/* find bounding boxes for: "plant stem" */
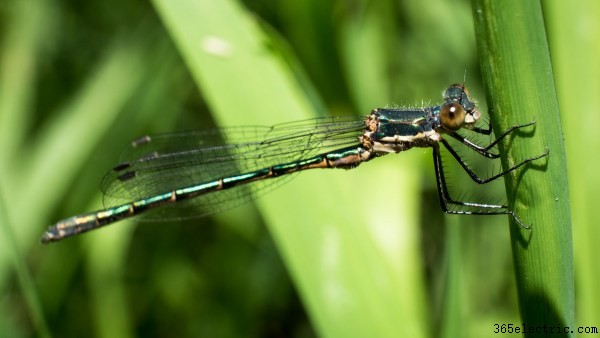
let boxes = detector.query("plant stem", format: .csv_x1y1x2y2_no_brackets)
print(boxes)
471,0,574,334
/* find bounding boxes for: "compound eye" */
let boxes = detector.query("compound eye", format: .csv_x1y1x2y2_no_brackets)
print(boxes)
440,102,466,131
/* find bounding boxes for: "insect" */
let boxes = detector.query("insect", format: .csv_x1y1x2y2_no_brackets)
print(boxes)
41,83,547,243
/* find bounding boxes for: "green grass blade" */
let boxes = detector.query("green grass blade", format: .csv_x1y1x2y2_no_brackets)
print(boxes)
544,0,600,327
151,0,427,337
0,188,51,338
471,0,574,333
0,0,52,159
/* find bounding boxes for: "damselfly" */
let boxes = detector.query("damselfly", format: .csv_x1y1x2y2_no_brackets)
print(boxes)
41,84,547,244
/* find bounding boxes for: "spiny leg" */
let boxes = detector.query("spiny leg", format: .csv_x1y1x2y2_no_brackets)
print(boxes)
440,139,549,184
449,120,537,158
431,143,533,229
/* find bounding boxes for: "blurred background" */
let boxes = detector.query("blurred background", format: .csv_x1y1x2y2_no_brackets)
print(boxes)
0,0,597,337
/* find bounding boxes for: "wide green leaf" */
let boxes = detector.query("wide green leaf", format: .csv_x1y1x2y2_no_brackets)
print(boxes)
151,0,427,337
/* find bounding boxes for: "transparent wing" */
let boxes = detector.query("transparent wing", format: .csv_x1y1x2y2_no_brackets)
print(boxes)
100,116,366,220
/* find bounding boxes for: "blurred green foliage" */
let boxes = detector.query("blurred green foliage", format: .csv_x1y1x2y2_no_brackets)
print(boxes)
0,0,594,337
